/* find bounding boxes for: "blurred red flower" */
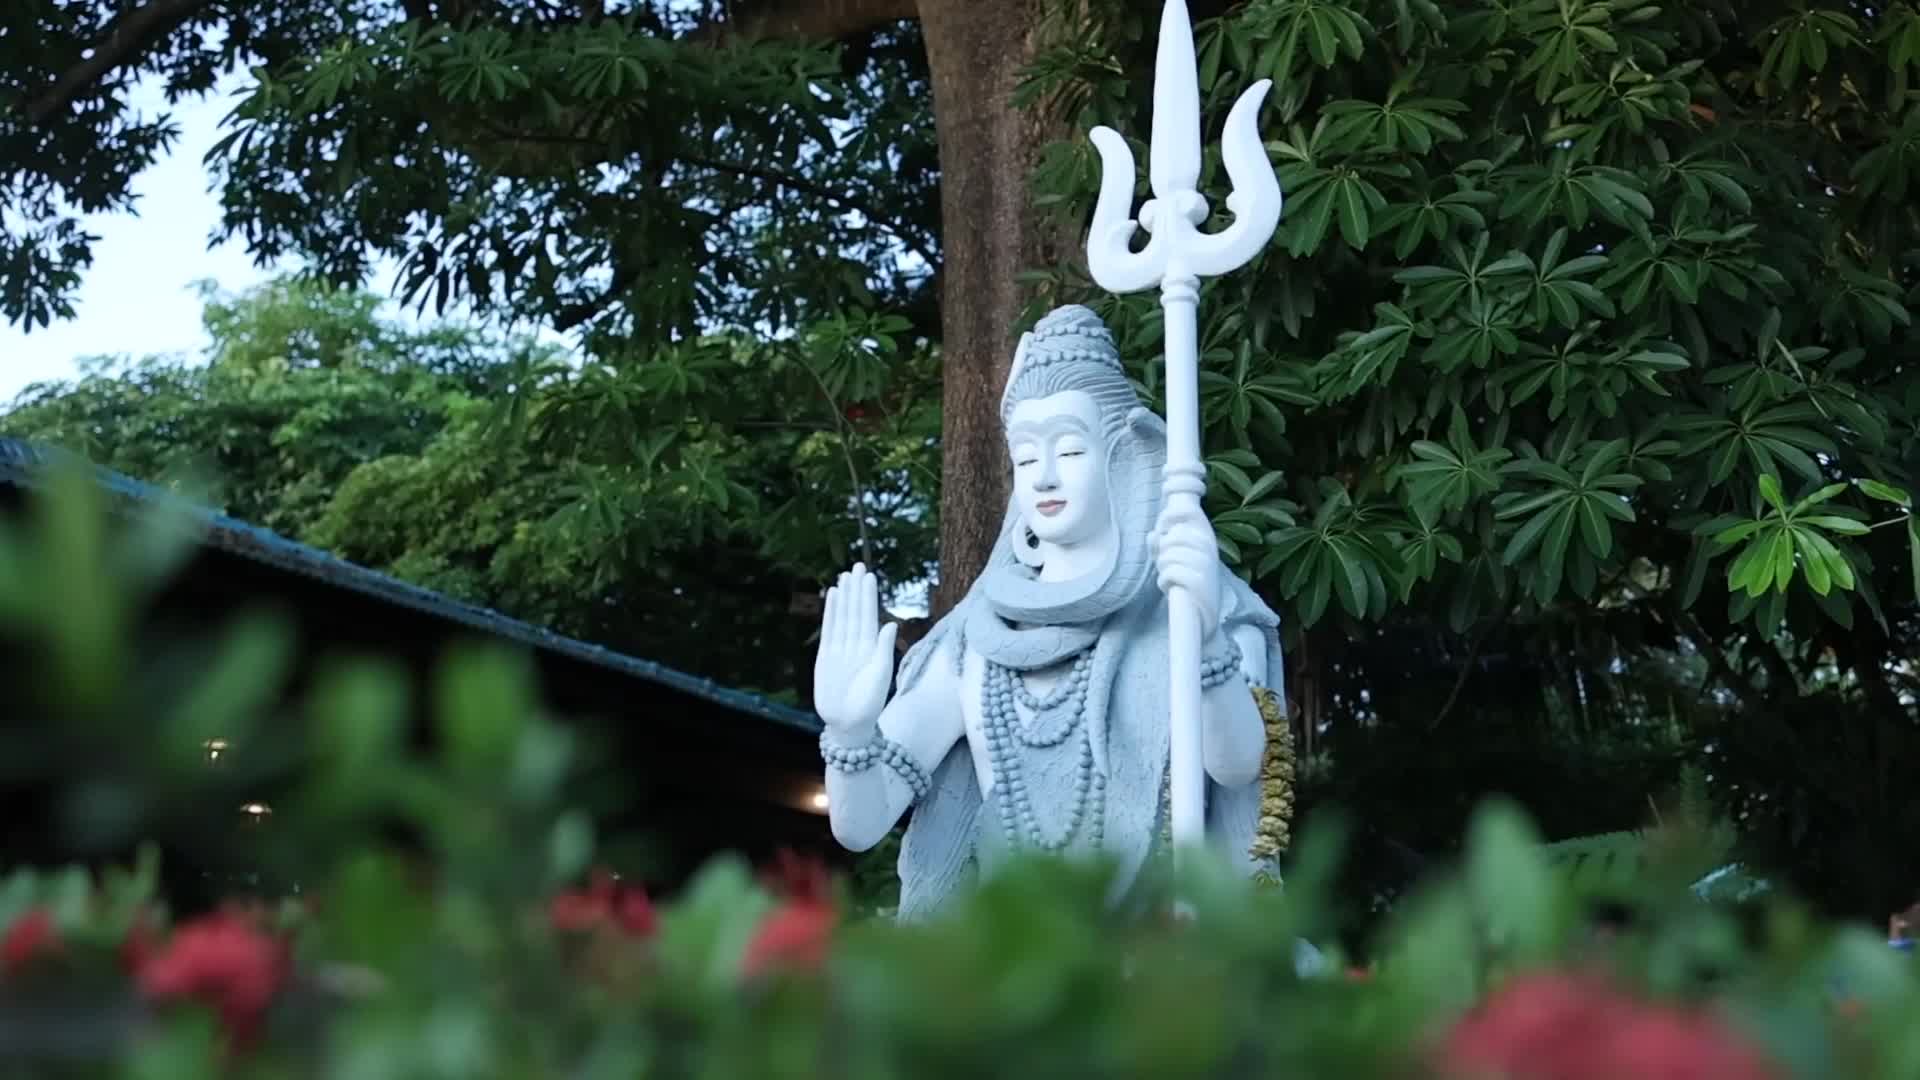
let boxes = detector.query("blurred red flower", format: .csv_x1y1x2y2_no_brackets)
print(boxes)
739,850,839,978
120,912,157,976
1,909,59,975
549,871,615,933
1440,972,1777,1080
613,886,657,938
550,868,656,938
762,850,832,905
741,898,836,978
138,913,288,1044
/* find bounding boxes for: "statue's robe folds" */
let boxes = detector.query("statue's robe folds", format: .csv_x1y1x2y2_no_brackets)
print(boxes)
891,573,1285,920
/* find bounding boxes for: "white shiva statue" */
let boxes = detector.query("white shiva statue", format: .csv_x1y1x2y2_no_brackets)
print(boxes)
813,304,1290,918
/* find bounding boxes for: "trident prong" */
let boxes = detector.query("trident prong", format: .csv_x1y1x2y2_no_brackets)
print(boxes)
1085,1,1282,294
1081,0,1284,875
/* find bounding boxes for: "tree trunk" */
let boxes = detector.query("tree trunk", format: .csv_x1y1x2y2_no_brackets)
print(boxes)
917,0,1076,618
1288,631,1322,761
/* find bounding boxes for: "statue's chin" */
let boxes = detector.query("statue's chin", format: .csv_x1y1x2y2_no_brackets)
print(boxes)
1031,519,1105,549
1028,532,1122,591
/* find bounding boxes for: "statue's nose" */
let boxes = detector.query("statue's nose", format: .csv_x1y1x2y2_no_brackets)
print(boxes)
1035,458,1061,490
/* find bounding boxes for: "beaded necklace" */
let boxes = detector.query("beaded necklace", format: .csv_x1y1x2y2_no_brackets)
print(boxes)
981,649,1106,852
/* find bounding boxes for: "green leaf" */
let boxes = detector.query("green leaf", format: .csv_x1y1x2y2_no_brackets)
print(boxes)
1336,178,1372,248
1501,503,1559,565
1465,800,1559,966
437,645,538,782
1801,530,1856,593
1727,530,1770,594
1802,532,1834,595
1329,541,1370,617
1758,473,1786,511
1576,498,1611,558
1770,528,1797,593
1538,502,1575,598
1300,555,1333,626
1802,515,1870,536
1307,9,1340,66
547,809,595,885
1858,479,1911,508
1910,514,1920,602
655,857,776,996
164,612,292,757
1379,884,1478,1011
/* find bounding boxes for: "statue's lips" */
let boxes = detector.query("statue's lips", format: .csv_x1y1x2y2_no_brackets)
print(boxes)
1036,500,1067,517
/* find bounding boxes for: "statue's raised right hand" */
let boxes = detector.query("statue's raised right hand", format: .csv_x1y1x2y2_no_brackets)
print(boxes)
813,563,899,732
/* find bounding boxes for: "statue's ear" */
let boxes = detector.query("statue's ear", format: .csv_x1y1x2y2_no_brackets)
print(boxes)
1010,517,1047,569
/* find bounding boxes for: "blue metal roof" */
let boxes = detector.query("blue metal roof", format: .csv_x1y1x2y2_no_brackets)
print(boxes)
0,437,823,735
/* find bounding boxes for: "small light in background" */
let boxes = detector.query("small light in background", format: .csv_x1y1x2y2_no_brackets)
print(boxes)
811,791,830,810
240,802,271,817
205,738,229,763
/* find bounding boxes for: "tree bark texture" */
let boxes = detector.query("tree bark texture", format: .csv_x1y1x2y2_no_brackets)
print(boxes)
917,0,1077,618
1287,631,1322,761
703,0,919,43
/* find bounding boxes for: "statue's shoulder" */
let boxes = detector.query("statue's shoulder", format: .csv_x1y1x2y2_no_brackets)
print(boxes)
898,607,968,688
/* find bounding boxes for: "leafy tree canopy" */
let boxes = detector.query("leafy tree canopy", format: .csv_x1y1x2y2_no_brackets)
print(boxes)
1020,0,1920,916
1029,0,1920,640
1,277,940,698
17,0,1914,654
0,0,940,349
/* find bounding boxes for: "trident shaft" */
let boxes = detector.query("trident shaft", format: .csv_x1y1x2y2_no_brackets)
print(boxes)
1084,0,1282,866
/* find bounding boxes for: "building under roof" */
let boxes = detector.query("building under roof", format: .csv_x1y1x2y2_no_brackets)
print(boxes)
0,437,836,895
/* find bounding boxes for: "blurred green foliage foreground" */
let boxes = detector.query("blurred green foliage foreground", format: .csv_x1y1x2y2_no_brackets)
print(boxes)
2,469,1917,1079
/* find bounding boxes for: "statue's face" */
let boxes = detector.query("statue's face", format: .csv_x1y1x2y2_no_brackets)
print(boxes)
1007,390,1110,546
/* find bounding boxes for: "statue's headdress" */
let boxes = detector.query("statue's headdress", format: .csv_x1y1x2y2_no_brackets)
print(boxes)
1000,305,1139,431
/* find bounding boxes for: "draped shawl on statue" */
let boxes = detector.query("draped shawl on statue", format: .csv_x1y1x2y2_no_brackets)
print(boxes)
890,389,1286,921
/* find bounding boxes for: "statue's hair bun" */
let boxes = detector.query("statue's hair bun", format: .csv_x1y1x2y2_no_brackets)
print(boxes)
1022,305,1125,375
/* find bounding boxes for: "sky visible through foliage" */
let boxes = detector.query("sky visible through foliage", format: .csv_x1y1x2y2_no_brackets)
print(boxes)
0,74,574,402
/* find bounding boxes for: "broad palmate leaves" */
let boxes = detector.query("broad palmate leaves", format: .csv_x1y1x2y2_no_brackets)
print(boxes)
1032,0,1920,637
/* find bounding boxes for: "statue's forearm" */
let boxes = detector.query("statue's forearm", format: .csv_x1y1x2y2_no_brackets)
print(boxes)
1230,624,1269,690
1201,676,1265,788
821,649,962,851
1198,629,1265,787
824,761,919,852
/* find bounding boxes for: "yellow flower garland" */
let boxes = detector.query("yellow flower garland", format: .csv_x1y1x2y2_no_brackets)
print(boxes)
1247,685,1296,864
1154,685,1297,872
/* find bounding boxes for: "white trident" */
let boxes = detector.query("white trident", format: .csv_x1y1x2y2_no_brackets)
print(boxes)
1085,0,1283,864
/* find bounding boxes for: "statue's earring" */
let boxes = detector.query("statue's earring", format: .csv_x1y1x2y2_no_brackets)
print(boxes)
1012,520,1046,569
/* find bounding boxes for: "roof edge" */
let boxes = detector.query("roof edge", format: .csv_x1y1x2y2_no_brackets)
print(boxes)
0,438,823,735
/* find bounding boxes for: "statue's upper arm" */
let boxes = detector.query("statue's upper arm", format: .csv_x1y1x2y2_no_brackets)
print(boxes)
878,630,966,763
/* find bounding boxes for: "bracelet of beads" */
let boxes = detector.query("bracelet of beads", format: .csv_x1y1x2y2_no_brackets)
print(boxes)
819,731,930,798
